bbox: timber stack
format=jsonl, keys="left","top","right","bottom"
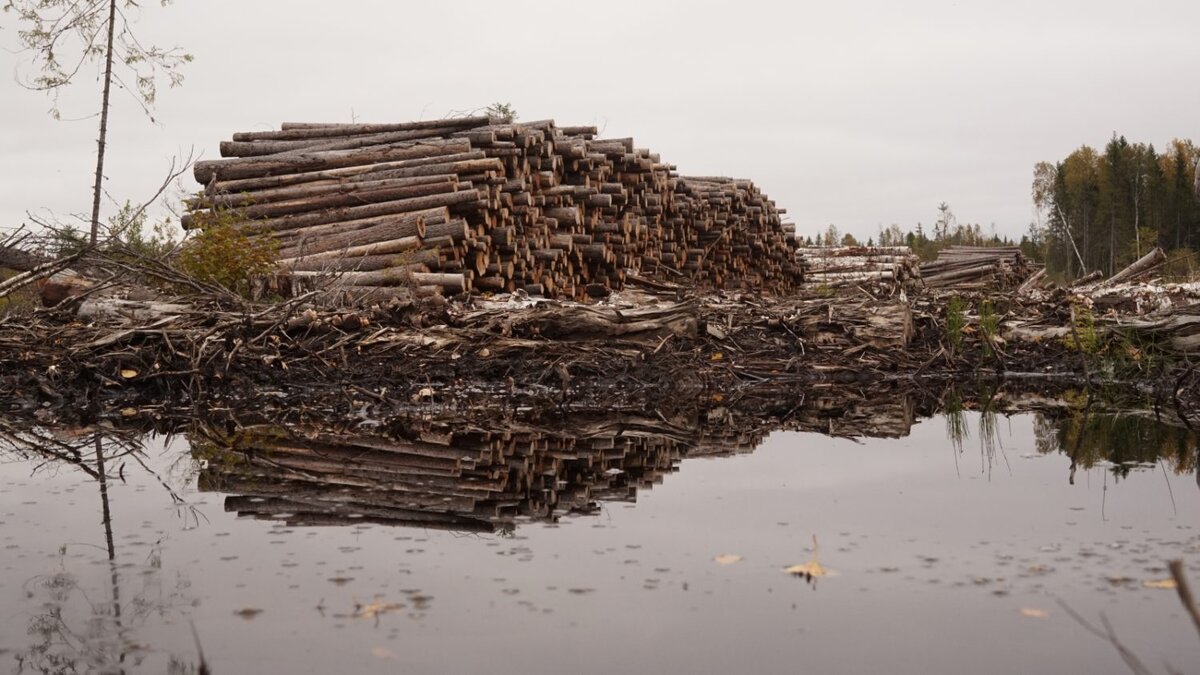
{"left": 795, "top": 245, "right": 920, "bottom": 290}
{"left": 919, "top": 246, "right": 1034, "bottom": 290}
{"left": 185, "top": 117, "right": 801, "bottom": 300}
{"left": 196, "top": 383, "right": 922, "bottom": 533}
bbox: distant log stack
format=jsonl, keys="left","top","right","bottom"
{"left": 185, "top": 117, "right": 801, "bottom": 300}
{"left": 795, "top": 246, "right": 920, "bottom": 290}
{"left": 919, "top": 246, "right": 1034, "bottom": 290}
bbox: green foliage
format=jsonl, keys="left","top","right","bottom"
{"left": 978, "top": 298, "right": 1000, "bottom": 358}
{"left": 943, "top": 391, "right": 968, "bottom": 455}
{"left": 40, "top": 201, "right": 179, "bottom": 259}
{"left": 105, "top": 200, "right": 179, "bottom": 258}
{"left": 2, "top": 0, "right": 192, "bottom": 118}
{"left": 175, "top": 211, "right": 277, "bottom": 297}
{"left": 1160, "top": 248, "right": 1200, "bottom": 281}
{"left": 485, "top": 102, "right": 518, "bottom": 123}
{"left": 1033, "top": 135, "right": 1200, "bottom": 280}
{"left": 0, "top": 268, "right": 38, "bottom": 315}
{"left": 1061, "top": 304, "right": 1100, "bottom": 354}
{"left": 1036, "top": 410, "right": 1199, "bottom": 476}
{"left": 945, "top": 296, "right": 967, "bottom": 355}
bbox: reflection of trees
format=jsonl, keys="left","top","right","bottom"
{"left": 0, "top": 424, "right": 205, "bottom": 674}
{"left": 1034, "top": 410, "right": 1200, "bottom": 479}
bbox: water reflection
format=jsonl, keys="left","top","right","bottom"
{"left": 190, "top": 385, "right": 1200, "bottom": 535}
{"left": 1, "top": 384, "right": 1198, "bottom": 674}
{"left": 0, "top": 425, "right": 205, "bottom": 673}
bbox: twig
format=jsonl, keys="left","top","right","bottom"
{"left": 1168, "top": 559, "right": 1200, "bottom": 641}
{"left": 1057, "top": 599, "right": 1154, "bottom": 675}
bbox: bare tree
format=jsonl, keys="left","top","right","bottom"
{"left": 3, "top": 0, "right": 191, "bottom": 244}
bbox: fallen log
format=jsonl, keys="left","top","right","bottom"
{"left": 1094, "top": 247, "right": 1167, "bottom": 289}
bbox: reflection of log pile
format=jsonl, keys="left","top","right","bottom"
{"left": 920, "top": 246, "right": 1033, "bottom": 290}
{"left": 795, "top": 246, "right": 920, "bottom": 290}
{"left": 185, "top": 117, "right": 801, "bottom": 299}
{"left": 197, "top": 420, "right": 756, "bottom": 533}
{"left": 194, "top": 385, "right": 921, "bottom": 533}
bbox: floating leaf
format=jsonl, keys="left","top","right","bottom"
{"left": 784, "top": 561, "right": 829, "bottom": 578}
{"left": 713, "top": 554, "right": 743, "bottom": 566}
{"left": 1020, "top": 608, "right": 1049, "bottom": 619}
{"left": 354, "top": 600, "right": 404, "bottom": 620}
{"left": 1143, "top": 579, "right": 1177, "bottom": 590}
{"left": 785, "top": 535, "right": 836, "bottom": 580}
{"left": 120, "top": 369, "right": 138, "bottom": 379}
{"left": 371, "top": 646, "right": 397, "bottom": 660}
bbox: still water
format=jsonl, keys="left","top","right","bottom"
{"left": 1, "top": 409, "right": 1197, "bottom": 674}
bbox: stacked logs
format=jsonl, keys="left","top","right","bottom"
{"left": 795, "top": 246, "right": 920, "bottom": 290}
{"left": 196, "top": 418, "right": 764, "bottom": 533}
{"left": 919, "top": 246, "right": 1033, "bottom": 290}
{"left": 185, "top": 117, "right": 801, "bottom": 299}
{"left": 195, "top": 385, "right": 921, "bottom": 533}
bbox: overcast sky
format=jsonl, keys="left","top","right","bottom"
{"left": 2, "top": 0, "right": 1198, "bottom": 242}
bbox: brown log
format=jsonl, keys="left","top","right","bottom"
{"left": 189, "top": 189, "right": 480, "bottom": 233}
{"left": 1094, "top": 247, "right": 1167, "bottom": 288}
{"left": 220, "top": 127, "right": 460, "bottom": 157}
{"left": 194, "top": 178, "right": 459, "bottom": 222}
{"left": 194, "top": 139, "right": 472, "bottom": 183}
{"left": 271, "top": 210, "right": 432, "bottom": 258}
{"left": 205, "top": 150, "right": 483, "bottom": 195}
{"left": 233, "top": 116, "right": 491, "bottom": 141}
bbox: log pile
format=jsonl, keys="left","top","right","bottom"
{"left": 195, "top": 380, "right": 926, "bottom": 532}
{"left": 185, "top": 117, "right": 801, "bottom": 299}
{"left": 795, "top": 246, "right": 920, "bottom": 290}
{"left": 919, "top": 246, "right": 1034, "bottom": 290}
{"left": 197, "top": 418, "right": 763, "bottom": 533}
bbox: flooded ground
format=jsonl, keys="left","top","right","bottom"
{"left": 1, "top": 405, "right": 1198, "bottom": 674}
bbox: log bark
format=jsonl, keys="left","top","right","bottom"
{"left": 1095, "top": 247, "right": 1167, "bottom": 288}
{"left": 194, "top": 139, "right": 472, "bottom": 183}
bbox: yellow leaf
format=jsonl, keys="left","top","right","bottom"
{"left": 1143, "top": 579, "right": 1178, "bottom": 590}
{"left": 710, "top": 352, "right": 723, "bottom": 361}
{"left": 785, "top": 535, "right": 836, "bottom": 579}
{"left": 354, "top": 600, "right": 405, "bottom": 619}
{"left": 1020, "top": 608, "right": 1049, "bottom": 619}
{"left": 784, "top": 561, "right": 829, "bottom": 578}
{"left": 120, "top": 369, "right": 138, "bottom": 379}
{"left": 371, "top": 647, "right": 397, "bottom": 660}
{"left": 120, "top": 408, "right": 138, "bottom": 417}
{"left": 713, "top": 554, "right": 743, "bottom": 566}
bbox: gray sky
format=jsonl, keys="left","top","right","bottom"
{"left": 2, "top": 0, "right": 1198, "bottom": 243}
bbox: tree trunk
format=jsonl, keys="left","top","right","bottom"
{"left": 89, "top": 0, "right": 118, "bottom": 245}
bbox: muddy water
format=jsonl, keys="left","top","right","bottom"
{"left": 1, "top": 412, "right": 1198, "bottom": 674}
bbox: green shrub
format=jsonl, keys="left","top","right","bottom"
{"left": 979, "top": 298, "right": 1000, "bottom": 358}
{"left": 176, "top": 215, "right": 277, "bottom": 298}
{"left": 946, "top": 296, "right": 967, "bottom": 355}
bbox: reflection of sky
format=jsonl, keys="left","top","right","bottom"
{"left": 0, "top": 414, "right": 1197, "bottom": 674}
{"left": 3, "top": 1, "right": 1200, "bottom": 243}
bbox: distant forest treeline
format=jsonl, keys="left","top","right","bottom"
{"left": 802, "top": 135, "right": 1200, "bottom": 281}
{"left": 802, "top": 203, "right": 1018, "bottom": 261}
{"left": 1030, "top": 136, "right": 1199, "bottom": 280}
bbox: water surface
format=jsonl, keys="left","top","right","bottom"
{"left": 1, "top": 409, "right": 1197, "bottom": 674}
